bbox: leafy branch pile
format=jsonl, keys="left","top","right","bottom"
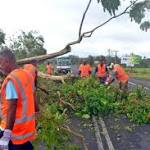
{"left": 34, "top": 78, "right": 79, "bottom": 150}
{"left": 60, "top": 78, "right": 150, "bottom": 124}
{"left": 35, "top": 76, "right": 150, "bottom": 149}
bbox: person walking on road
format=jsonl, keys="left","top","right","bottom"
{"left": 0, "top": 47, "right": 37, "bottom": 150}
{"left": 79, "top": 60, "right": 92, "bottom": 78}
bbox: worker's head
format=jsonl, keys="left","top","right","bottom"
{"left": 99, "top": 56, "right": 106, "bottom": 64}
{"left": 0, "top": 47, "right": 16, "bottom": 76}
{"left": 47, "top": 62, "right": 50, "bottom": 65}
{"left": 108, "top": 63, "right": 114, "bottom": 70}
{"left": 82, "top": 60, "right": 87, "bottom": 65}
{"left": 30, "top": 59, "right": 37, "bottom": 67}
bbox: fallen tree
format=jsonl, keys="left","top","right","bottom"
{"left": 38, "top": 71, "right": 68, "bottom": 84}
{"left": 16, "top": 0, "right": 149, "bottom": 65}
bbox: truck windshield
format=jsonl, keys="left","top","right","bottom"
{"left": 57, "top": 58, "right": 71, "bottom": 66}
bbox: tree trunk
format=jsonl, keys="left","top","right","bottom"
{"left": 16, "top": 46, "right": 71, "bottom": 65}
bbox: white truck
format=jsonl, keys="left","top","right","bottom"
{"left": 56, "top": 57, "right": 72, "bottom": 74}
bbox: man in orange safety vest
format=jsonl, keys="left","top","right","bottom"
{"left": 46, "top": 62, "right": 54, "bottom": 75}
{"left": 106, "top": 63, "right": 129, "bottom": 90}
{"left": 95, "top": 56, "right": 107, "bottom": 84}
{"left": 79, "top": 60, "right": 92, "bottom": 78}
{"left": 0, "top": 47, "right": 37, "bottom": 150}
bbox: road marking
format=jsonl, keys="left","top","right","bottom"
{"left": 92, "top": 116, "right": 104, "bottom": 150}
{"left": 129, "top": 81, "right": 150, "bottom": 90}
{"left": 128, "top": 82, "right": 136, "bottom": 86}
{"left": 99, "top": 117, "right": 115, "bottom": 150}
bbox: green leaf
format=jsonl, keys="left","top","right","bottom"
{"left": 82, "top": 114, "right": 90, "bottom": 119}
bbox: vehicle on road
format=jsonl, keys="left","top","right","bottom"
{"left": 56, "top": 57, "right": 72, "bottom": 74}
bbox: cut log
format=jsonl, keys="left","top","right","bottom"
{"left": 16, "top": 46, "right": 71, "bottom": 65}
{"left": 38, "top": 71, "right": 67, "bottom": 83}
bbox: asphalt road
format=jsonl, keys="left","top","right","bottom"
{"left": 129, "top": 78, "right": 150, "bottom": 89}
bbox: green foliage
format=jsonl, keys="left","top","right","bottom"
{"left": 61, "top": 78, "right": 118, "bottom": 117}
{"left": 10, "top": 30, "right": 47, "bottom": 59}
{"left": 35, "top": 104, "right": 69, "bottom": 149}
{"left": 129, "top": 54, "right": 142, "bottom": 65}
{"left": 129, "top": 0, "right": 150, "bottom": 31}
{"left": 35, "top": 77, "right": 79, "bottom": 149}
{"left": 99, "top": 0, "right": 120, "bottom": 16}
{"left": 126, "top": 102, "right": 150, "bottom": 124}
{"left": 140, "top": 21, "right": 150, "bottom": 31}
{"left": 60, "top": 77, "right": 150, "bottom": 124}
{"left": 97, "top": 0, "right": 150, "bottom": 31}
{"left": 128, "top": 85, "right": 149, "bottom": 100}
{"left": 0, "top": 29, "right": 5, "bottom": 45}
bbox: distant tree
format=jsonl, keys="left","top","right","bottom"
{"left": 129, "top": 53, "right": 142, "bottom": 65}
{"left": 87, "top": 55, "right": 94, "bottom": 65}
{"left": 69, "top": 55, "right": 80, "bottom": 65}
{"left": 0, "top": 29, "right": 5, "bottom": 46}
{"left": 140, "top": 57, "right": 150, "bottom": 67}
{"left": 10, "top": 31, "right": 46, "bottom": 59}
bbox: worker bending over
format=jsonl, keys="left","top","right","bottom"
{"left": 79, "top": 61, "right": 92, "bottom": 78}
{"left": 106, "top": 63, "right": 129, "bottom": 91}
{"left": 0, "top": 47, "right": 37, "bottom": 150}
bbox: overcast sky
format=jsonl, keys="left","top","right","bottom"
{"left": 0, "top": 0, "right": 150, "bottom": 58}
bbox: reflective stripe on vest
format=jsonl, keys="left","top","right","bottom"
{"left": 12, "top": 132, "right": 35, "bottom": 140}
{"left": 0, "top": 73, "right": 35, "bottom": 124}
{"left": 23, "top": 69, "right": 35, "bottom": 92}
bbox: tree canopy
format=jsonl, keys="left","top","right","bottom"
{"left": 98, "top": 0, "right": 150, "bottom": 31}
{"left": 10, "top": 31, "right": 47, "bottom": 60}
{"left": 0, "top": 29, "right": 5, "bottom": 46}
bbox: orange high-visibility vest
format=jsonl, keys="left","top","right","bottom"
{"left": 113, "top": 64, "right": 129, "bottom": 82}
{"left": 97, "top": 64, "right": 106, "bottom": 77}
{"left": 46, "top": 64, "right": 53, "bottom": 75}
{"left": 79, "top": 64, "right": 91, "bottom": 77}
{"left": 24, "top": 64, "right": 37, "bottom": 81}
{"left": 0, "top": 69, "right": 36, "bottom": 144}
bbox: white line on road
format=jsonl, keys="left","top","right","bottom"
{"left": 129, "top": 81, "right": 150, "bottom": 90}
{"left": 99, "top": 117, "right": 115, "bottom": 150}
{"left": 92, "top": 116, "right": 104, "bottom": 150}
{"left": 128, "top": 82, "right": 136, "bottom": 86}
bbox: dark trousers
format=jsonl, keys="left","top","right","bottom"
{"left": 99, "top": 77, "right": 107, "bottom": 84}
{"left": 9, "top": 141, "right": 33, "bottom": 150}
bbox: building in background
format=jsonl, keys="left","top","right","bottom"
{"left": 121, "top": 53, "right": 142, "bottom": 67}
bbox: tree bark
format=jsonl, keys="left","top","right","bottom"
{"left": 17, "top": 46, "right": 71, "bottom": 65}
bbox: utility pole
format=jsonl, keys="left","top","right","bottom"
{"left": 108, "top": 49, "right": 111, "bottom": 63}
{"left": 112, "top": 50, "right": 118, "bottom": 63}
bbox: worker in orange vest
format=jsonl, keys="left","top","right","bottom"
{"left": 79, "top": 61, "right": 92, "bottom": 78}
{"left": 106, "top": 63, "right": 129, "bottom": 90}
{"left": 0, "top": 47, "right": 37, "bottom": 150}
{"left": 46, "top": 62, "right": 53, "bottom": 75}
{"left": 95, "top": 56, "right": 107, "bottom": 84}
{"left": 24, "top": 60, "right": 39, "bottom": 115}
{"left": 24, "top": 60, "right": 38, "bottom": 87}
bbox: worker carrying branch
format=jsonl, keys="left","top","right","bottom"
{"left": 0, "top": 47, "right": 37, "bottom": 150}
